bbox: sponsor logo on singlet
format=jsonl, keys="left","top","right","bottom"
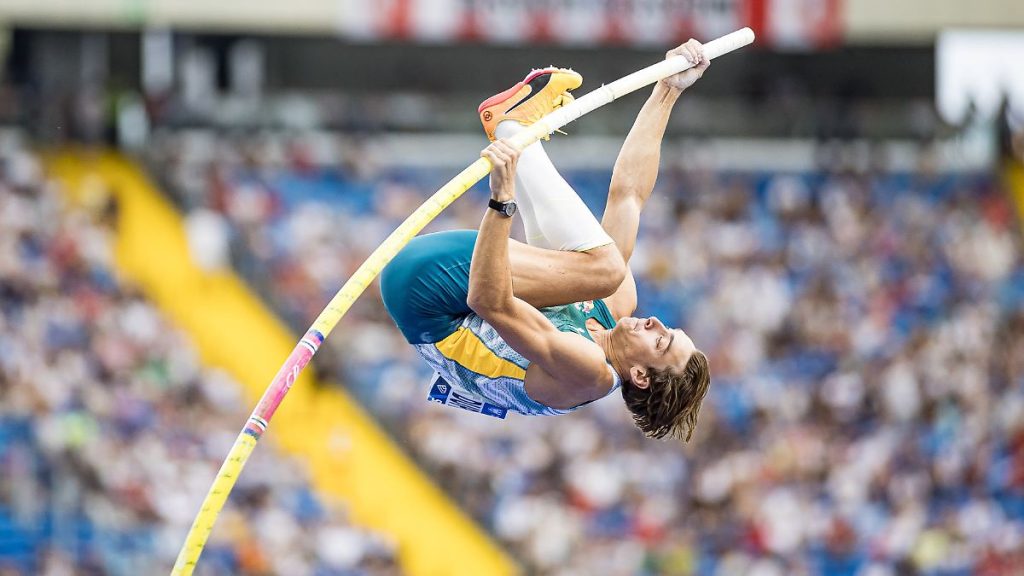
{"left": 427, "top": 373, "right": 508, "bottom": 419}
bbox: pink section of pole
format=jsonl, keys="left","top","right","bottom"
{"left": 244, "top": 329, "right": 324, "bottom": 438}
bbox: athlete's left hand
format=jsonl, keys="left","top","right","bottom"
{"left": 482, "top": 139, "right": 519, "bottom": 202}
{"left": 661, "top": 39, "right": 711, "bottom": 93}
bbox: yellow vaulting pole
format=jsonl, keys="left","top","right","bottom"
{"left": 171, "top": 27, "right": 754, "bottom": 575}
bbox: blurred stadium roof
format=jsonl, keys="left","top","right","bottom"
{"left": 0, "top": 0, "right": 1020, "bottom": 46}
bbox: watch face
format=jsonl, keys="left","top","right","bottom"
{"left": 504, "top": 202, "right": 517, "bottom": 217}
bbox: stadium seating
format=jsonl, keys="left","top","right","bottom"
{"left": 0, "top": 133, "right": 402, "bottom": 575}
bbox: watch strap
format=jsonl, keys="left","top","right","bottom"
{"left": 488, "top": 198, "right": 516, "bottom": 217}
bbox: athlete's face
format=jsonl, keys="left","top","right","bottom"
{"left": 611, "top": 316, "right": 696, "bottom": 388}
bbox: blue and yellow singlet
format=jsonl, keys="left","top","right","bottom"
{"left": 380, "top": 230, "right": 622, "bottom": 418}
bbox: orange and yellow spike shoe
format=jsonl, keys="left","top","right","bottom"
{"left": 478, "top": 67, "right": 583, "bottom": 142}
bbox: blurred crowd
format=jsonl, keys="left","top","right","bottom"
{"left": 150, "top": 127, "right": 1024, "bottom": 576}
{"left": 0, "top": 132, "right": 402, "bottom": 576}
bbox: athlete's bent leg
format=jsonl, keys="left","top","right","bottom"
{"left": 492, "top": 120, "right": 626, "bottom": 303}
{"left": 508, "top": 240, "right": 624, "bottom": 308}
{"left": 382, "top": 230, "right": 623, "bottom": 343}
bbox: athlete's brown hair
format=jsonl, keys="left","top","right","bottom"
{"left": 621, "top": 350, "right": 711, "bottom": 441}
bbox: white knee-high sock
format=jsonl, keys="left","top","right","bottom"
{"left": 509, "top": 170, "right": 549, "bottom": 247}
{"left": 495, "top": 121, "right": 613, "bottom": 252}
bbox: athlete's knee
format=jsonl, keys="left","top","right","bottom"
{"left": 586, "top": 244, "right": 627, "bottom": 297}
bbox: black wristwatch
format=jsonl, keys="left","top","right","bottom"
{"left": 488, "top": 198, "right": 518, "bottom": 218}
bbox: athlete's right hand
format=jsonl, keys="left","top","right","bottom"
{"left": 661, "top": 39, "right": 710, "bottom": 94}
{"left": 482, "top": 139, "right": 519, "bottom": 202}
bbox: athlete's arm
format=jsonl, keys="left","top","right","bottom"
{"left": 602, "top": 39, "right": 709, "bottom": 318}
{"left": 602, "top": 83, "right": 679, "bottom": 265}
{"left": 468, "top": 140, "right": 612, "bottom": 389}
